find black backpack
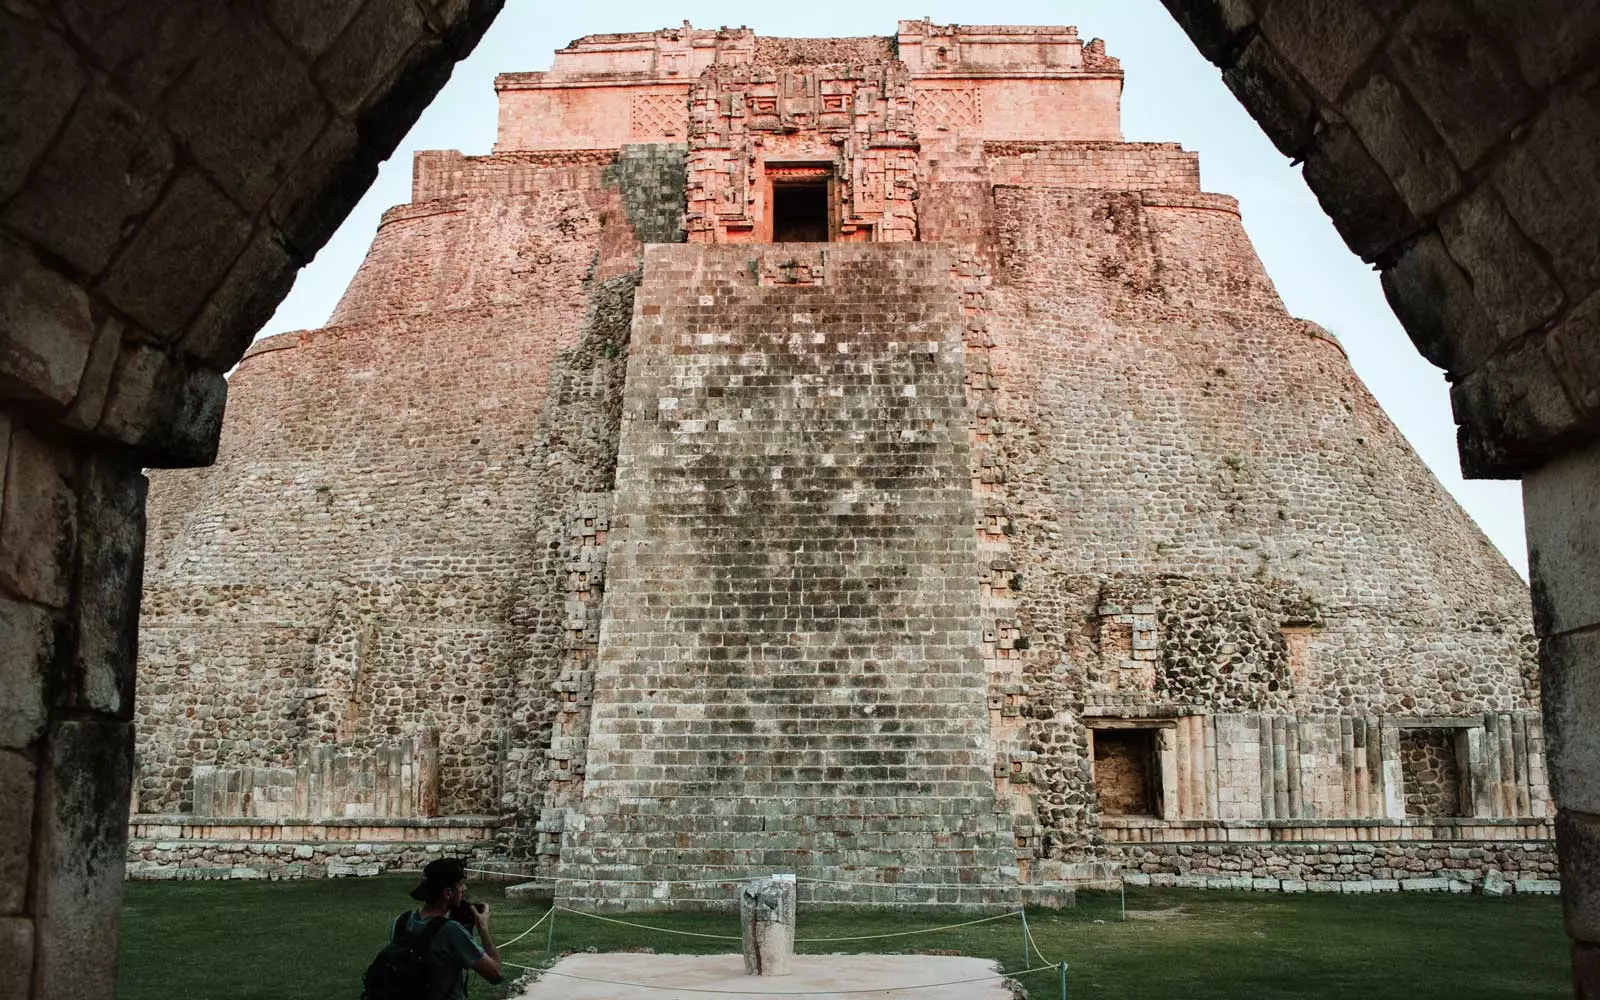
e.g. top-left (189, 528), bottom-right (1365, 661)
top-left (362, 913), bottom-right (447, 1000)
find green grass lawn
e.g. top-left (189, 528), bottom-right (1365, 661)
top-left (117, 876), bottom-right (1567, 999)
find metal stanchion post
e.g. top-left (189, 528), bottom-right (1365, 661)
top-left (1121, 880), bottom-right (1127, 921)
top-left (1020, 908), bottom-right (1031, 968)
top-left (545, 905), bottom-right (556, 957)
top-left (1059, 960), bottom-right (1068, 999)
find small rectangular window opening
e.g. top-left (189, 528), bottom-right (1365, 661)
top-left (1093, 728), bottom-right (1162, 817)
top-left (772, 181), bottom-right (830, 243)
top-left (1400, 727), bottom-right (1468, 818)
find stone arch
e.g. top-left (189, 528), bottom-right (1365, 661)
top-left (0, 2), bottom-right (501, 996)
top-left (1161, 2), bottom-right (1600, 990)
top-left (3, 1), bottom-right (1599, 995)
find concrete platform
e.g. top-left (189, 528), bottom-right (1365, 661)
top-left (513, 953), bottom-right (1016, 999)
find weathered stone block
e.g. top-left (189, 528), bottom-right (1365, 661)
top-left (1258, 0), bottom-right (1383, 104)
top-left (1438, 186), bottom-right (1565, 341)
top-left (266, 118), bottom-right (379, 260)
top-left (180, 228), bottom-right (302, 371)
top-left (53, 0), bottom-right (226, 107)
top-left (61, 318), bottom-right (124, 435)
top-left (71, 456), bottom-right (146, 719)
top-left (1480, 867), bottom-right (1512, 897)
top-left (1221, 34), bottom-right (1317, 157)
top-left (353, 36), bottom-right (457, 160)
top-left (262, 0), bottom-right (365, 61)
top-left (98, 346), bottom-right (227, 467)
top-left (1471, 0), bottom-right (1600, 90)
top-left (1300, 123), bottom-right (1417, 262)
top-left (36, 720), bottom-right (133, 1000)
top-left (0, 10), bottom-right (86, 202)
top-left (1546, 292), bottom-right (1600, 423)
top-left (1452, 339), bottom-right (1585, 479)
top-left (1380, 231), bottom-right (1498, 374)
top-left (1496, 90), bottom-right (1600, 297)
top-left (0, 751), bottom-right (36, 914)
top-left (0, 593), bottom-right (53, 751)
top-left (0, 237), bottom-right (95, 407)
top-left (2, 86), bottom-right (175, 276)
top-left (1540, 629), bottom-right (1600, 815)
top-left (316, 0), bottom-right (430, 116)
top-left (1341, 71), bottom-right (1461, 218)
top-left (740, 877), bottom-right (795, 976)
top-left (1525, 439), bottom-right (1600, 638)
top-left (0, 916), bottom-right (32, 1000)
top-left (1386, 0), bottom-right (1536, 168)
top-left (0, 428), bottom-right (77, 608)
top-left (161, 13), bottom-right (327, 210)
top-left (97, 170), bottom-right (253, 334)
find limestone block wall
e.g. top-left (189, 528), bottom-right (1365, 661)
top-left (136, 156), bottom-right (656, 822)
top-left (983, 142), bottom-right (1201, 191)
top-left (557, 243), bottom-right (1014, 909)
top-left (959, 153), bottom-right (1540, 857)
top-left (134, 143), bottom-right (690, 866)
top-left (494, 81), bottom-right (695, 151)
top-left (124, 816), bottom-right (501, 882)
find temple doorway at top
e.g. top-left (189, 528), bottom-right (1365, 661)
top-left (767, 164), bottom-right (835, 243)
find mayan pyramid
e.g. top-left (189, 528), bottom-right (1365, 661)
top-left (129, 21), bottom-right (1552, 909)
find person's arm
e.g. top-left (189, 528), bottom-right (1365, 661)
top-left (471, 905), bottom-right (503, 984)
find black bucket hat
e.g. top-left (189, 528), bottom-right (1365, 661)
top-left (410, 857), bottom-right (468, 901)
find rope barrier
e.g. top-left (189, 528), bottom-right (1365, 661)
top-left (500, 961), bottom-right (1064, 995)
top-left (552, 905), bottom-right (745, 941)
top-left (548, 904), bottom-right (1027, 944)
top-left (1023, 917), bottom-right (1059, 968)
top-left (497, 906), bottom-right (553, 950)
top-left (466, 868), bottom-right (745, 886)
top-left (458, 866), bottom-right (1124, 892)
top-left (795, 909), bottom-right (1022, 942)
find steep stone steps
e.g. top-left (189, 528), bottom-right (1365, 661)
top-left (555, 244), bottom-right (1014, 910)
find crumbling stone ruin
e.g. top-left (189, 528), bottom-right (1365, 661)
top-left (129, 21), bottom-right (1554, 907)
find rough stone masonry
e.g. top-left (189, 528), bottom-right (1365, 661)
top-left (128, 21), bottom-right (1554, 907)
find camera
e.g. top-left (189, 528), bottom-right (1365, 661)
top-left (449, 901), bottom-right (485, 928)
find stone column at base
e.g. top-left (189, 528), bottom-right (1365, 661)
top-left (1577, 940), bottom-right (1600, 998)
top-left (741, 877), bottom-right (796, 976)
top-left (1524, 441), bottom-right (1600, 998)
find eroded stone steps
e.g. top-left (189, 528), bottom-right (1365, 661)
top-left (557, 245), bottom-right (1013, 909)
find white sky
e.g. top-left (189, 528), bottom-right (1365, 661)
top-left (260, 0), bottom-right (1529, 578)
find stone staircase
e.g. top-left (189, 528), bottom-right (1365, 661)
top-left (555, 243), bottom-right (1017, 910)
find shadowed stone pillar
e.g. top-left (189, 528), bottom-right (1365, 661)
top-left (0, 3), bottom-right (503, 997)
top-left (1526, 443), bottom-right (1600, 993)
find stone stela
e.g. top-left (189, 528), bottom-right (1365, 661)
top-left (129, 20), bottom-right (1554, 906)
top-left (741, 876), bottom-right (796, 976)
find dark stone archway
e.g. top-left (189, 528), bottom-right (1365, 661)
top-left (3, 0), bottom-right (1599, 994)
top-left (1158, 0), bottom-right (1600, 991)
top-left (0, 2), bottom-right (501, 996)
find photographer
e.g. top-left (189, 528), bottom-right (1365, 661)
top-left (377, 858), bottom-right (503, 999)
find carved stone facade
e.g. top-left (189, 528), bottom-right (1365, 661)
top-left (130, 22), bottom-right (1550, 910)
top-left (684, 63), bottom-right (919, 243)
